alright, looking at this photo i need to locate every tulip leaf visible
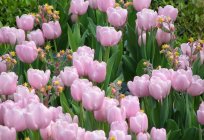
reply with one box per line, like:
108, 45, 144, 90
60, 92, 74, 116
182, 128, 200, 140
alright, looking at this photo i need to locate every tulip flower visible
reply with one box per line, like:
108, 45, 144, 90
0, 57, 7, 73
97, 0, 115, 12
129, 112, 148, 134
88, 60, 106, 83
137, 132, 151, 140
27, 29, 45, 46
84, 130, 107, 140
138, 33, 146, 46
187, 75, 204, 96
107, 7, 128, 27
40, 121, 53, 140
27, 68, 50, 90
128, 74, 150, 97
96, 26, 122, 47
109, 130, 131, 140
107, 106, 126, 124
82, 86, 105, 111
71, 79, 93, 101
158, 5, 178, 21
0, 72, 18, 95
171, 69, 192, 91
178, 55, 189, 70
88, 0, 98, 9
135, 20, 143, 36
60, 66, 79, 87
0, 125, 16, 140
110, 121, 128, 134
197, 102, 204, 125
16, 14, 35, 31
69, 0, 89, 15
151, 68, 173, 81
120, 95, 140, 118
133, 0, 151, 11
42, 21, 62, 40
16, 41, 38, 64
149, 76, 171, 100
200, 48, 204, 64
181, 43, 191, 56
150, 127, 167, 140
156, 29, 171, 46
137, 9, 158, 31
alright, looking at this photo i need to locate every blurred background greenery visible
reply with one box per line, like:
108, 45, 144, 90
0, 0, 203, 42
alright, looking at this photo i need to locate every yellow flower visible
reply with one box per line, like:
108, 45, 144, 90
25, 137, 30, 140
54, 80, 60, 86
109, 136, 116, 140
54, 10, 60, 15
45, 45, 51, 51
162, 44, 169, 49
140, 110, 144, 113
47, 9, 53, 15
10, 51, 16, 57
114, 3, 120, 7
188, 37, 194, 43
57, 86, 64, 93
174, 51, 179, 56
47, 85, 52, 90
23, 82, 29, 87
117, 80, 122, 86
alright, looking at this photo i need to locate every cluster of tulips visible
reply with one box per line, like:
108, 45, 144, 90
0, 0, 204, 140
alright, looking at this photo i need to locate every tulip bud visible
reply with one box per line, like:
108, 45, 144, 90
16, 14, 35, 31
150, 127, 167, 140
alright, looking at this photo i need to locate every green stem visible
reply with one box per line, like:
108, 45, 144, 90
104, 47, 110, 62
54, 40, 57, 52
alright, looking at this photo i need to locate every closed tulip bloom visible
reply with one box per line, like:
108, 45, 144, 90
152, 68, 173, 81
40, 121, 53, 140
82, 86, 105, 111
60, 66, 79, 87
129, 112, 148, 134
110, 121, 128, 134
138, 33, 146, 46
181, 43, 191, 56
94, 97, 119, 121
156, 29, 171, 46
0, 72, 18, 95
76, 45, 95, 58
158, 5, 178, 21
107, 7, 128, 27
88, 60, 106, 83
127, 74, 150, 97
137, 9, 158, 31
88, 0, 98, 9
69, 0, 89, 15
133, 0, 151, 11
27, 68, 50, 90
200, 48, 204, 64
171, 69, 192, 91
107, 106, 126, 124
109, 130, 131, 140
120, 95, 140, 118
84, 130, 107, 140
27, 29, 45, 46
137, 132, 150, 140
187, 75, 204, 96
16, 14, 35, 31
97, 0, 115, 12
49, 106, 63, 121
71, 79, 92, 101
12, 28, 25, 44
197, 102, 204, 125
150, 127, 166, 140
0, 58, 7, 73
0, 125, 16, 140
42, 21, 62, 40
16, 41, 38, 64
135, 20, 143, 36
149, 76, 171, 100
24, 102, 52, 130
96, 26, 122, 47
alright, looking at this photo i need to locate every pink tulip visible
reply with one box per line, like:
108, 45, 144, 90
69, 0, 89, 15
84, 130, 107, 140
152, 68, 173, 81
72, 46, 94, 76
135, 20, 143, 36
27, 29, 45, 46
0, 125, 16, 140
200, 48, 204, 64
107, 106, 126, 124
88, 0, 98, 9
138, 33, 146, 46
94, 97, 119, 121
158, 5, 178, 21
149, 76, 171, 100
42, 21, 62, 40
156, 29, 171, 46
171, 69, 192, 91
16, 14, 35, 31
150, 127, 167, 140
197, 102, 204, 125
76, 127, 86, 140
82, 86, 105, 111
107, 7, 128, 27
110, 121, 128, 134
40, 121, 53, 140
97, 0, 115, 12
109, 130, 131, 140
129, 112, 148, 134
137, 9, 158, 31
60, 66, 79, 87
71, 14, 79, 23
12, 28, 25, 44
133, 0, 151, 11
0, 72, 18, 95
0, 57, 7, 73
120, 95, 140, 118
27, 68, 50, 90
187, 75, 204, 96
137, 132, 150, 140
16, 41, 38, 64
181, 43, 191, 56
127, 74, 150, 97
178, 55, 189, 70
88, 60, 106, 83
71, 79, 92, 101
96, 26, 122, 47
24, 102, 52, 130
0, 100, 15, 124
